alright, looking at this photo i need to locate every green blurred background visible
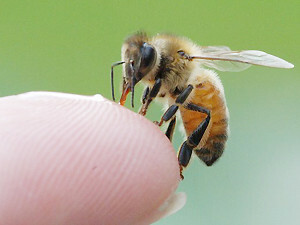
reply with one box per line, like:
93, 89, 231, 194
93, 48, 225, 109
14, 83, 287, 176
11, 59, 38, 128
0, 0, 299, 224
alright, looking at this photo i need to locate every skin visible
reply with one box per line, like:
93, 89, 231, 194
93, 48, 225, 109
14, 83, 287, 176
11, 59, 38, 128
0, 92, 185, 225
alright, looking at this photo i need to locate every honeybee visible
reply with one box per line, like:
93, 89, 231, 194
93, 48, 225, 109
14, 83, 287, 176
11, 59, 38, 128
111, 32, 294, 179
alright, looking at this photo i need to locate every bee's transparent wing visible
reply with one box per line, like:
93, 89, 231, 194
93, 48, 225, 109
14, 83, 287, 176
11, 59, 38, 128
197, 46, 294, 72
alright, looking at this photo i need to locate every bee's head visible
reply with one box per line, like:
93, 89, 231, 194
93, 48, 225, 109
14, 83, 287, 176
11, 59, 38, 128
117, 33, 157, 107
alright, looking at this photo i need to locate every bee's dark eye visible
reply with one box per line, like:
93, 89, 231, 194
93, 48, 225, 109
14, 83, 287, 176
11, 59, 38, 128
139, 43, 156, 75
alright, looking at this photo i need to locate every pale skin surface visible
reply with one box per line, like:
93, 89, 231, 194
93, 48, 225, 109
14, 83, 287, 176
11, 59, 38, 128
0, 92, 185, 225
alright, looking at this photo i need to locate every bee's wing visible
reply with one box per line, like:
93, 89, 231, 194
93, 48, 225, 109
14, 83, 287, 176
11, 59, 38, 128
197, 46, 294, 72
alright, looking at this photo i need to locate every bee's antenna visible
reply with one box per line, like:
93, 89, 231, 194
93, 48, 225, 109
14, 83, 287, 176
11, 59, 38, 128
111, 61, 125, 101
131, 77, 136, 108
129, 60, 136, 108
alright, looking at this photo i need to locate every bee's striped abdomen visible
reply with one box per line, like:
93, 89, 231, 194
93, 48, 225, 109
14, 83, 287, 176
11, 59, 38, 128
180, 78, 229, 166
194, 120, 228, 166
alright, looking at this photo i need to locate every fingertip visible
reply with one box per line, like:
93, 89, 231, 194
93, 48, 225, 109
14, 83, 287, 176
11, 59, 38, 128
0, 92, 184, 225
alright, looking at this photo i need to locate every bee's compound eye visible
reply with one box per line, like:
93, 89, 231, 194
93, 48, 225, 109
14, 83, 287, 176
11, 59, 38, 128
139, 43, 156, 75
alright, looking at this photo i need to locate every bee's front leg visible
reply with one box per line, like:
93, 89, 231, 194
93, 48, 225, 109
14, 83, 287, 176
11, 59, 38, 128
138, 78, 161, 116
139, 87, 150, 116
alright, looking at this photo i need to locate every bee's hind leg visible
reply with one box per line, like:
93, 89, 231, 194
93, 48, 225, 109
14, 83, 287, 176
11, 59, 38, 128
178, 103, 210, 179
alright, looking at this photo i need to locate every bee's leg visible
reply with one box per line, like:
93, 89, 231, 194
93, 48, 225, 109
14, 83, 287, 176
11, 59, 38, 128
178, 103, 210, 178
153, 85, 196, 179
165, 116, 176, 141
156, 84, 193, 126
142, 87, 150, 105
138, 87, 150, 115
138, 79, 162, 116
